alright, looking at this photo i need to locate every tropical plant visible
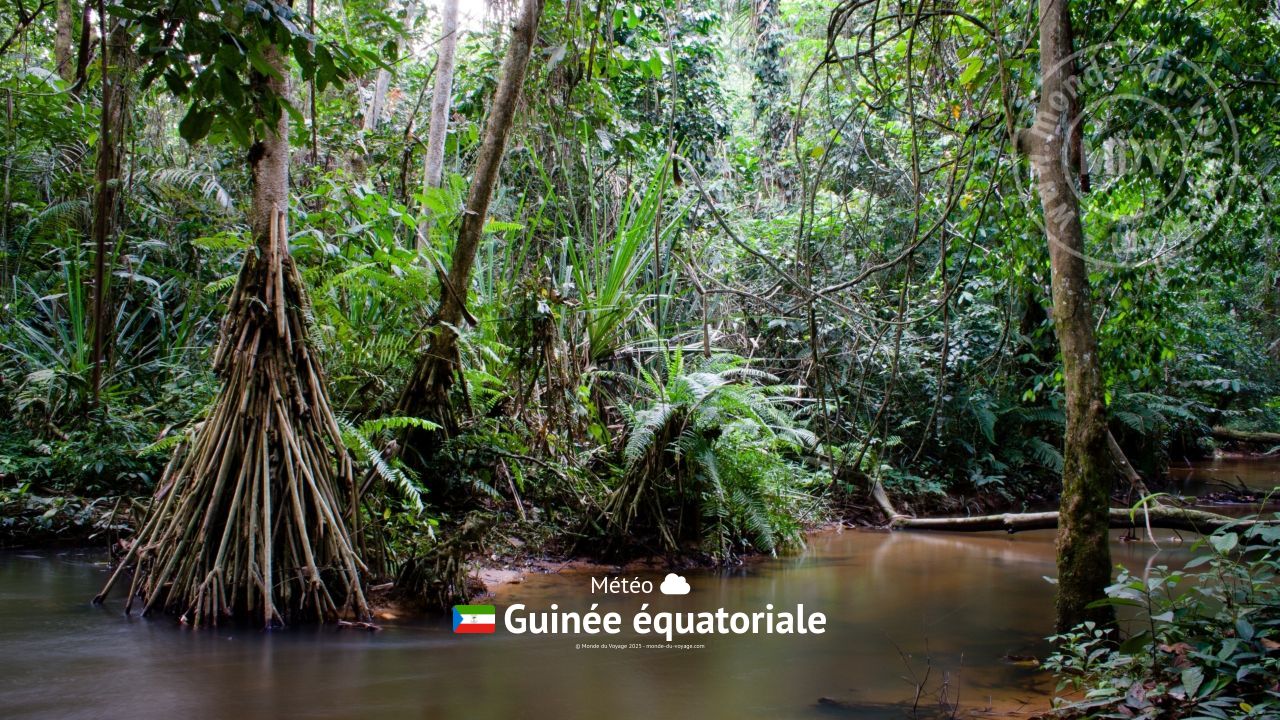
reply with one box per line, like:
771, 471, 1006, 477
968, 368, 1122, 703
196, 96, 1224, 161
602, 349, 820, 560
566, 164, 684, 365
1045, 516, 1280, 719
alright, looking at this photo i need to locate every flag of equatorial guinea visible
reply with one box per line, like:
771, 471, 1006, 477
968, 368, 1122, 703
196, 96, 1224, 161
453, 605, 496, 633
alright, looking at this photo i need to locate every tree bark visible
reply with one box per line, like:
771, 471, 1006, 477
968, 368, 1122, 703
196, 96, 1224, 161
72, 0, 93, 93
87, 11, 132, 405
397, 0, 543, 468
250, 50, 290, 250
362, 69, 391, 132
1019, 0, 1115, 633
54, 0, 75, 82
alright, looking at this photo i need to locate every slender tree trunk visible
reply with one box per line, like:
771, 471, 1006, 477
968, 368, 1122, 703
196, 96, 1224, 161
417, 0, 460, 248
250, 52, 290, 250
423, 0, 459, 191
1019, 0, 1115, 633
87, 11, 132, 405
362, 69, 391, 132
54, 0, 75, 82
397, 0, 543, 467
363, 0, 418, 135
72, 0, 93, 93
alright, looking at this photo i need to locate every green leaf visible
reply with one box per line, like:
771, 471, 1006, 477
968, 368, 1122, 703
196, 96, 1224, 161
419, 186, 455, 217
1183, 554, 1213, 569
247, 44, 282, 80
178, 105, 214, 144
218, 67, 245, 107
1181, 666, 1204, 698
163, 70, 188, 97
958, 56, 983, 86
1118, 630, 1152, 654
1210, 532, 1238, 554
483, 220, 524, 234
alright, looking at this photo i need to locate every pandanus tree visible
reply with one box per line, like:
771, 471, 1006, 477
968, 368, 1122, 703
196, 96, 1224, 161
95, 0, 371, 626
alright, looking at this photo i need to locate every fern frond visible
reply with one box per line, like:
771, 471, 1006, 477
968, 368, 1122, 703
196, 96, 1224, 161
339, 417, 425, 513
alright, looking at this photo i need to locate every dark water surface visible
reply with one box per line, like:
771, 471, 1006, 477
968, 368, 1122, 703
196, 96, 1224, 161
1169, 453, 1280, 494
2, 457, 1274, 720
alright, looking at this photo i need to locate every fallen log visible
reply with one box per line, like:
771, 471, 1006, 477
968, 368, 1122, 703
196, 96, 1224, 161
869, 477, 1268, 535
888, 506, 1266, 534
1211, 427, 1280, 445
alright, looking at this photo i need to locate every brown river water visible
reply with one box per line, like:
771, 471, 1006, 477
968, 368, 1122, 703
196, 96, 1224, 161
1, 457, 1276, 720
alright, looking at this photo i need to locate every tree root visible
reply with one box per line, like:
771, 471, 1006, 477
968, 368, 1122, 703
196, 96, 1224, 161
94, 209, 369, 627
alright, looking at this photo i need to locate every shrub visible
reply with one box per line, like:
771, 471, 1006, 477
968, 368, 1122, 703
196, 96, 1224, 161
1045, 516, 1280, 719
602, 349, 822, 561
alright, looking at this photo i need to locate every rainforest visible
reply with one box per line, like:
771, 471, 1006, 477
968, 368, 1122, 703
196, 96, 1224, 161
1, 0, 1279, 718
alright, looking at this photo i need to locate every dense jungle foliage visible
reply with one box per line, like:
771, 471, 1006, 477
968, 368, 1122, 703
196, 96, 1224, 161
1, 0, 1279, 628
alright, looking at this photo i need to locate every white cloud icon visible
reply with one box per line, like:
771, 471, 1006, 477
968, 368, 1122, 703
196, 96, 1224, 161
659, 573, 690, 595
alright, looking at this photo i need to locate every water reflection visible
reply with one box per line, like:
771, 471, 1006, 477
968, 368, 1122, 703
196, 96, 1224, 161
3, 456, 1270, 719
0, 527, 1197, 720
1169, 454, 1280, 494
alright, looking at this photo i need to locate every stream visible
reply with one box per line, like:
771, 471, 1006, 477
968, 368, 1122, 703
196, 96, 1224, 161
1, 458, 1275, 720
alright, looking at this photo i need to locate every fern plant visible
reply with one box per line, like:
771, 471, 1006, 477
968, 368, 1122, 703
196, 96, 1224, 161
603, 349, 820, 561
339, 415, 439, 514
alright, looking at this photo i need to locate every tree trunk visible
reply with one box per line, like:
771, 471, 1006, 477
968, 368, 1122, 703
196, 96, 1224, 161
397, 0, 543, 469
249, 50, 291, 250
418, 0, 460, 253
95, 42, 369, 628
72, 0, 93, 93
1019, 0, 1115, 633
362, 69, 391, 132
423, 0, 459, 190
869, 476, 1261, 541
1108, 429, 1152, 499
54, 0, 75, 82
87, 12, 132, 405
363, 0, 417, 136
